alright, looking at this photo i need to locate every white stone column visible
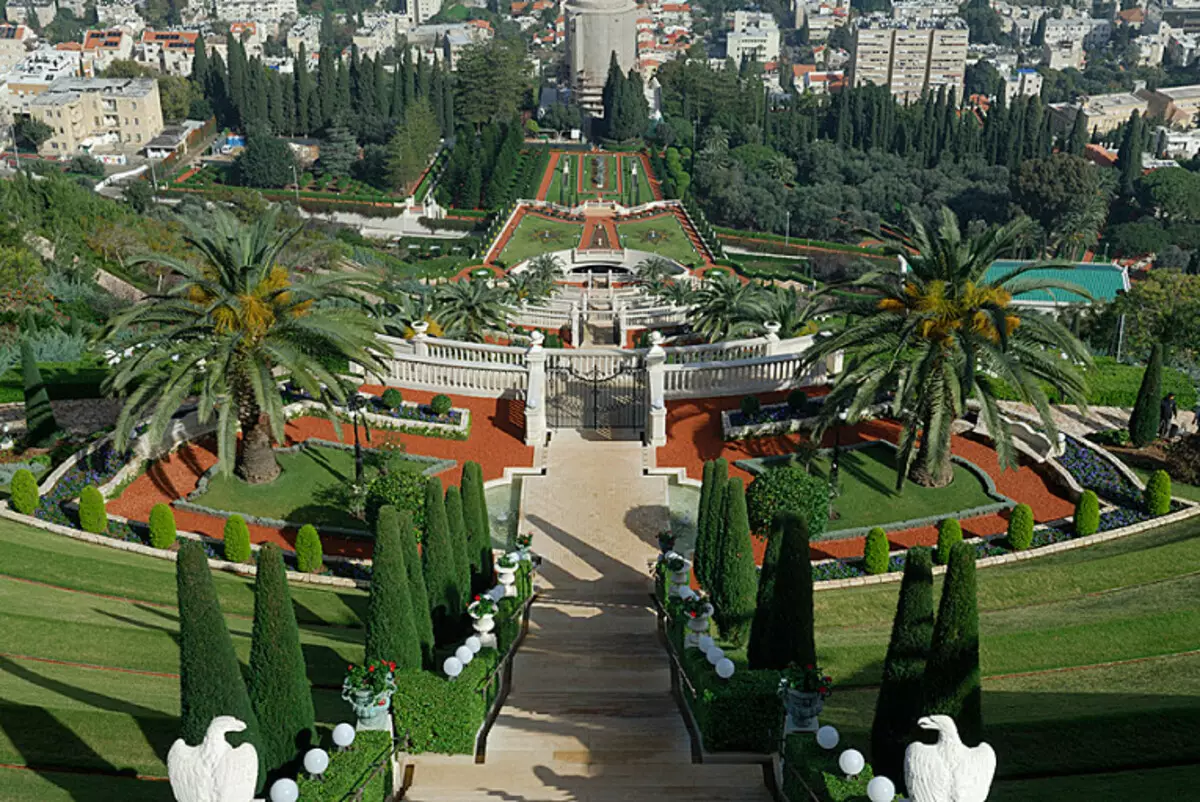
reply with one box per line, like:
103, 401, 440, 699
616, 301, 628, 349
646, 331, 667, 446
525, 331, 547, 445
411, 321, 430, 358
764, 321, 781, 356
570, 302, 582, 347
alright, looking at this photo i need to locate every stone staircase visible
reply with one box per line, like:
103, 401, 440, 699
402, 434, 772, 802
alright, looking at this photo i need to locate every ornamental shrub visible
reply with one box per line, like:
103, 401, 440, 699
695, 460, 715, 574
423, 476, 462, 640
787, 389, 808, 414
696, 458, 727, 591
366, 505, 422, 670
1145, 469, 1172, 516
388, 505, 434, 666
247, 543, 316, 776
22, 338, 60, 447
757, 511, 815, 670
923, 542, 982, 746
78, 485, 107, 534
148, 503, 177, 549
935, 518, 962, 565
711, 478, 757, 645
1075, 490, 1100, 536
747, 464, 829, 540
863, 527, 889, 575
365, 470, 426, 534
294, 524, 322, 572
9, 468, 38, 515
461, 461, 493, 594
431, 393, 452, 416
1129, 343, 1163, 448
740, 395, 761, 419
1007, 504, 1034, 551
444, 485, 472, 611
176, 540, 265, 790
746, 511, 787, 669
224, 515, 252, 563
381, 388, 404, 409
871, 547, 934, 785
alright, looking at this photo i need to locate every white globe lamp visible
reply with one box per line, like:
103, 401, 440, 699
706, 647, 724, 666
816, 725, 839, 750
867, 776, 896, 802
270, 778, 299, 802
697, 635, 714, 653
443, 656, 463, 678
332, 722, 356, 750
838, 749, 865, 778
465, 635, 482, 654
715, 658, 735, 679
303, 748, 329, 776
455, 645, 474, 665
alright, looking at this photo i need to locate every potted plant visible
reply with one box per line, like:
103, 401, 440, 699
778, 664, 833, 733
469, 594, 498, 638
341, 658, 398, 730
515, 532, 533, 560
680, 594, 713, 635
657, 530, 676, 554
662, 551, 689, 585
497, 553, 519, 586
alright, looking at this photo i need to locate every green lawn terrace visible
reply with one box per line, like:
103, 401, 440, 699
615, 214, 703, 266
492, 207, 704, 269
173, 163, 398, 206
540, 151, 659, 206
497, 214, 584, 265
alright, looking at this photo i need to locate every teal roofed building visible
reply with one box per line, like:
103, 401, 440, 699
983, 261, 1130, 310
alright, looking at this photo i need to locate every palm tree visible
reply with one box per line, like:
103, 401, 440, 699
759, 284, 810, 338
657, 279, 696, 308
504, 271, 549, 305
102, 208, 384, 484
803, 209, 1092, 489
525, 253, 563, 288
376, 280, 441, 337
433, 278, 508, 342
635, 255, 676, 290
690, 270, 768, 342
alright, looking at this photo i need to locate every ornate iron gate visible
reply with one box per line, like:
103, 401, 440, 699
546, 362, 647, 433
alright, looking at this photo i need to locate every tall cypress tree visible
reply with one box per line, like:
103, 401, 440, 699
1117, 111, 1144, 196
247, 543, 316, 776
695, 460, 715, 568
1066, 109, 1088, 157
365, 505, 422, 670
760, 511, 815, 670
444, 485, 472, 613
746, 510, 787, 669
192, 33, 209, 86
423, 476, 461, 640
696, 458, 728, 590
176, 540, 265, 789
22, 338, 59, 447
461, 461, 493, 593
393, 506, 434, 666
870, 547, 935, 783
1129, 342, 1163, 447
923, 541, 982, 745
711, 478, 758, 645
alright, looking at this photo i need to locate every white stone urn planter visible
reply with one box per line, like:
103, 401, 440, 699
469, 599, 498, 648
496, 552, 520, 597
663, 551, 691, 597
683, 603, 713, 647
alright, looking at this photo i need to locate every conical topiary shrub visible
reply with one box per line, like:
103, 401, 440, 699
1075, 490, 1100, 536
22, 338, 59, 447
1144, 469, 1172, 516
247, 543, 316, 776
390, 505, 434, 667
1006, 504, 1034, 551
711, 477, 757, 645
149, 503, 177, 549
444, 485, 472, 611
746, 511, 787, 670
365, 505, 422, 670
923, 541, 982, 745
695, 460, 715, 577
935, 518, 962, 565
461, 461, 493, 594
294, 524, 322, 573
224, 515, 252, 563
864, 527, 889, 575
423, 476, 462, 642
1129, 343, 1163, 448
758, 511, 815, 670
697, 458, 728, 590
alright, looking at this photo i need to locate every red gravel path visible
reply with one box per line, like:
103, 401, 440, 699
656, 392, 1076, 562
107, 389, 533, 558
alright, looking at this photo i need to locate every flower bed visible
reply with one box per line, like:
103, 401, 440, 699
283, 394, 471, 440
721, 402, 815, 440
1057, 435, 1144, 508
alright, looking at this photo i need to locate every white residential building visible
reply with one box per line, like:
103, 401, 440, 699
1, 49, 83, 115
1170, 30, 1200, 65
82, 29, 134, 75
1002, 67, 1042, 102
4, 0, 56, 29
353, 12, 409, 58
210, 0, 298, 35
137, 30, 203, 77
1044, 17, 1112, 49
850, 15, 968, 103
728, 10, 780, 64
0, 23, 34, 76
1154, 125, 1200, 158
286, 15, 323, 54
95, 0, 145, 35
891, 0, 959, 22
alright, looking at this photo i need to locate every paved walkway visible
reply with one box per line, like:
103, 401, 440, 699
404, 431, 772, 802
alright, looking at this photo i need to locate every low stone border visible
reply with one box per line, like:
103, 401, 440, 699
812, 503, 1200, 591
285, 398, 471, 440
721, 403, 816, 440
735, 440, 1015, 541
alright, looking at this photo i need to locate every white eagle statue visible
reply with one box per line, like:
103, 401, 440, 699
904, 715, 996, 802
168, 716, 260, 802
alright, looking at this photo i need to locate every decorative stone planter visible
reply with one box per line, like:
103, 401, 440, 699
783, 690, 824, 733
684, 609, 712, 647
472, 613, 497, 648
342, 680, 395, 731
497, 565, 518, 597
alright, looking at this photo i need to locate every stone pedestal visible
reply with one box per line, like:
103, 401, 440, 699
646, 332, 667, 446
525, 333, 547, 445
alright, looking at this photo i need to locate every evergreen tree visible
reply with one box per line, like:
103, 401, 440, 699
695, 460, 715, 570
365, 505, 422, 670
393, 506, 434, 666
176, 540, 264, 789
461, 461, 493, 593
423, 475, 461, 640
1066, 108, 1088, 157
226, 36, 248, 129
758, 511, 815, 669
318, 124, 357, 177
923, 541, 982, 745
870, 547, 935, 784
247, 543, 316, 776
601, 52, 624, 140
696, 458, 727, 590
711, 478, 757, 643
462, 162, 483, 209
21, 338, 59, 447
1117, 111, 1144, 196
295, 44, 312, 137
444, 485, 472, 613
386, 99, 440, 192
192, 33, 209, 86
1129, 342, 1163, 447
746, 510, 786, 669
234, 130, 294, 188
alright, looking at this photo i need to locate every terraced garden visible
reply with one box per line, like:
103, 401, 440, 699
497, 215, 583, 265
616, 215, 702, 264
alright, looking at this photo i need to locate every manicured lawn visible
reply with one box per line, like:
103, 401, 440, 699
754, 443, 999, 534
1131, 465, 1200, 503
0, 520, 364, 778
498, 214, 582, 264
0, 767, 173, 801
189, 444, 425, 532
990, 765, 1200, 801
616, 215, 701, 264
543, 153, 656, 205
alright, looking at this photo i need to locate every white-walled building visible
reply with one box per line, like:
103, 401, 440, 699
0, 23, 34, 76
1, 49, 83, 114
850, 15, 968, 103
5, 0, 56, 29
137, 30, 202, 76
728, 10, 780, 64
566, 0, 638, 116
1003, 67, 1042, 102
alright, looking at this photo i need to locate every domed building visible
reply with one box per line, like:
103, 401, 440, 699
565, 0, 638, 118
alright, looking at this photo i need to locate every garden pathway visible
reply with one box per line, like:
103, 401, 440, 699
404, 431, 773, 801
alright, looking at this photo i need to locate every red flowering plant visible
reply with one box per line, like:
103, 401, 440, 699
468, 594, 498, 618
515, 532, 533, 550
343, 658, 398, 697
679, 594, 712, 619
778, 663, 833, 700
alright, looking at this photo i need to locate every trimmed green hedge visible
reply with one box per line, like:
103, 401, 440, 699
982, 357, 1196, 411
79, 485, 107, 534
1007, 503, 1034, 551
746, 465, 830, 540
0, 362, 108, 403
936, 518, 962, 565
9, 469, 38, 515
863, 527, 889, 575
1145, 470, 1172, 515
713, 226, 885, 255
781, 734, 875, 802
298, 729, 391, 801
149, 503, 177, 549
391, 649, 500, 753
1075, 490, 1100, 536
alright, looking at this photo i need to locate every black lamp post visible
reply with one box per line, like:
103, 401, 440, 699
347, 391, 365, 487
829, 409, 848, 499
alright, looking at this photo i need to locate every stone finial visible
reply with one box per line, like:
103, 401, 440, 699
412, 321, 430, 339
764, 321, 782, 339
529, 330, 545, 349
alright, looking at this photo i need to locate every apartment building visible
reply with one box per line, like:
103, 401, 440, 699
82, 30, 134, 75
1043, 17, 1112, 49
850, 16, 968, 103
1, 49, 83, 114
0, 23, 34, 76
891, 0, 959, 22
28, 77, 163, 157
95, 0, 145, 34
1144, 84, 1200, 127
409, 0, 446, 25
286, 15, 322, 54
728, 10, 780, 64
138, 30, 201, 76
5, 0, 56, 29
1002, 67, 1042, 103
210, 0, 298, 34
352, 12, 409, 59
1050, 91, 1150, 136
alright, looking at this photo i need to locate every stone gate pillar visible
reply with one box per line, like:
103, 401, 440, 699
525, 331, 547, 445
646, 331, 667, 446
